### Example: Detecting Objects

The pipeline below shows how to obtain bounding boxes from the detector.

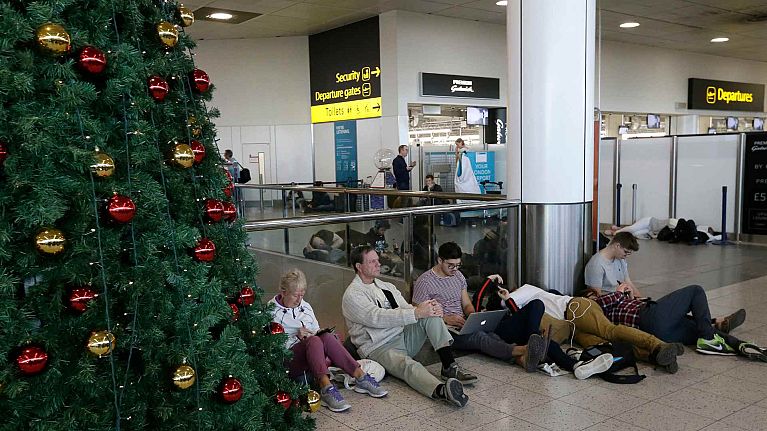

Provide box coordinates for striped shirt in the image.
[413,269,466,316]
[594,291,644,328]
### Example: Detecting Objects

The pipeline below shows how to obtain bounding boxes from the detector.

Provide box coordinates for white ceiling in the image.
[183,0,767,62]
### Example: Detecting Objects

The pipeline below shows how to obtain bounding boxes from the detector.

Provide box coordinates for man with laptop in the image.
[413,242,547,371]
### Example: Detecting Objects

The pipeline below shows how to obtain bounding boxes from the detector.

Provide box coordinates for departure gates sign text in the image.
[309,17,381,123]
[688,78,765,111]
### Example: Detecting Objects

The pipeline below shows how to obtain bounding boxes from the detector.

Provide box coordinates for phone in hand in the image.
[315,326,336,337]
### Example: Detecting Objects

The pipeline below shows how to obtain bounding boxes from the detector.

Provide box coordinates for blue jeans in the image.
[639,285,715,345]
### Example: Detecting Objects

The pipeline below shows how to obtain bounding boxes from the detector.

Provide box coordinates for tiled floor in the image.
[309,240,767,430]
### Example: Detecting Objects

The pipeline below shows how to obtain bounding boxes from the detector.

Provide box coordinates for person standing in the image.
[453,138,480,202]
[223,149,243,213]
[392,145,416,190]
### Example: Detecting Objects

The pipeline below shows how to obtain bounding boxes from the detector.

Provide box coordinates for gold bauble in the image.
[172,364,196,389]
[157,21,179,48]
[35,228,66,255]
[305,390,321,413]
[188,115,203,138]
[36,23,71,56]
[87,330,116,357]
[91,151,115,178]
[172,143,194,168]
[178,6,195,27]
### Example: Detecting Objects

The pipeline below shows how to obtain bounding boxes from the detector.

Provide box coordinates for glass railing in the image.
[244,199,520,336]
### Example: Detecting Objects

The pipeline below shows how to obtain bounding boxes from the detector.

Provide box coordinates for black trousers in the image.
[639,285,715,345]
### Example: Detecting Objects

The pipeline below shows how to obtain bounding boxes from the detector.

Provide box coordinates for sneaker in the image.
[442,377,468,408]
[574,353,614,380]
[696,334,737,356]
[717,309,746,334]
[739,342,767,362]
[522,333,547,373]
[441,363,478,385]
[654,343,679,374]
[320,385,351,412]
[353,374,388,398]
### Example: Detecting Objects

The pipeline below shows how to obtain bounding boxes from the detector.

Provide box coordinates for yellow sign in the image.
[311,97,381,123]
[706,86,754,104]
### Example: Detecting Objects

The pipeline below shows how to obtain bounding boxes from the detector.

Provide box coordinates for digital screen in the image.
[727,117,739,130]
[754,118,764,130]
[617,125,629,135]
[647,114,661,129]
[467,107,488,125]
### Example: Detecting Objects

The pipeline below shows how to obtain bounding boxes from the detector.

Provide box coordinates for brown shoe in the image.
[717,309,746,334]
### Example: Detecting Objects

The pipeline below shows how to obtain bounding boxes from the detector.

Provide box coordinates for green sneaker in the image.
[696,334,736,356]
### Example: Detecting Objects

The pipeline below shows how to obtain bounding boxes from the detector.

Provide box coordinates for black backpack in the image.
[657,226,673,241]
[238,168,251,184]
[579,342,646,384]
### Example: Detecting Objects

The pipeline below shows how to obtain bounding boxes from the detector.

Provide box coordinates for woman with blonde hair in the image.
[269,269,387,412]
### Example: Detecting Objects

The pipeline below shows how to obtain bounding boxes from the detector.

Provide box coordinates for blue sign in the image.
[334,121,358,185]
[466,151,496,190]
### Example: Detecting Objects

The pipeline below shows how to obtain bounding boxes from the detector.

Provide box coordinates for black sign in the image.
[421,73,500,99]
[309,17,381,123]
[688,78,765,111]
[487,108,507,144]
[743,132,767,235]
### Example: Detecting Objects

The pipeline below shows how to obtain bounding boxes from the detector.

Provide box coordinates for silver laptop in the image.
[448,310,507,336]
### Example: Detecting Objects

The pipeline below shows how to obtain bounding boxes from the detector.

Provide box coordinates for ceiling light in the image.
[619,22,640,28]
[207,12,233,20]
[496,1,508,5]
[710,37,729,43]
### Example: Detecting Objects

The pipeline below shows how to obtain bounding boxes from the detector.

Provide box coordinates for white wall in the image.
[599,40,767,115]
[194,37,313,189]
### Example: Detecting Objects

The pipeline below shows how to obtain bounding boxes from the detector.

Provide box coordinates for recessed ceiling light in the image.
[207,12,233,20]
[496,0,508,5]
[710,37,729,43]
[619,22,640,28]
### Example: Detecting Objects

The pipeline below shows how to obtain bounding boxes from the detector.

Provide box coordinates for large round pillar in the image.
[507,0,596,294]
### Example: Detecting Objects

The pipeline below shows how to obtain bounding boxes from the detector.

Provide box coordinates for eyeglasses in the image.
[446,263,462,270]
[620,246,633,256]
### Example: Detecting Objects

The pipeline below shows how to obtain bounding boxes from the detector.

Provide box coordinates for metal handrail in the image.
[236,183,506,201]
[243,200,520,231]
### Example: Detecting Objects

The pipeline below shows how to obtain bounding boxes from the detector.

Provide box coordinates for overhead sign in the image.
[334,121,358,185]
[688,78,765,111]
[309,17,381,124]
[743,132,767,235]
[487,108,507,144]
[421,73,500,99]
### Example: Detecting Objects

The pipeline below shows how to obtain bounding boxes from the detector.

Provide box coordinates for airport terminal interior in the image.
[5,0,767,430]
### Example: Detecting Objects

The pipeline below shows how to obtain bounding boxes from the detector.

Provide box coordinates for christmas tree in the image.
[0,1,314,429]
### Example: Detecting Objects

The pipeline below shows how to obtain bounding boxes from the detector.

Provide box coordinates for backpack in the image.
[657,226,673,241]
[579,342,646,384]
[238,168,251,184]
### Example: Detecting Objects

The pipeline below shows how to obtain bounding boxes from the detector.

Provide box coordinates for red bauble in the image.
[16,346,48,375]
[77,46,107,75]
[69,287,98,312]
[220,377,243,403]
[222,201,237,222]
[107,194,136,223]
[204,199,224,222]
[193,237,216,262]
[275,391,292,410]
[238,286,255,307]
[267,322,285,335]
[229,303,240,322]
[190,140,205,164]
[191,69,210,93]
[0,141,7,165]
[148,75,169,102]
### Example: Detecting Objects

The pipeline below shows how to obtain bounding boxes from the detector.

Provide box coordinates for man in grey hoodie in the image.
[342,245,477,408]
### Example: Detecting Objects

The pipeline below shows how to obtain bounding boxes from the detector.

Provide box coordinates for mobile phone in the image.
[315,326,336,337]
[585,347,603,357]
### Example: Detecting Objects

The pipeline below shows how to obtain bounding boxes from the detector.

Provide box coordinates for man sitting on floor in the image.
[342,245,477,408]
[414,242,613,379]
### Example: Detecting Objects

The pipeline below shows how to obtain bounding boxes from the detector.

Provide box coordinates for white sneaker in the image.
[574,353,613,379]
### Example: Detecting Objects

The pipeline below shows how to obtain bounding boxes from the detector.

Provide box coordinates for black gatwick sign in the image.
[421,73,500,99]
[743,132,767,235]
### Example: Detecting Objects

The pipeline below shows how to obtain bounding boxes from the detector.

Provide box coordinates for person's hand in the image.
[409,161,417,167]
[414,300,443,319]
[297,327,314,340]
[583,287,601,299]
[443,314,466,328]
[488,274,504,284]
[617,283,633,298]
[497,287,511,301]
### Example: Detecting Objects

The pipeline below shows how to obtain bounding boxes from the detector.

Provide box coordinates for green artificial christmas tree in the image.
[0,1,315,429]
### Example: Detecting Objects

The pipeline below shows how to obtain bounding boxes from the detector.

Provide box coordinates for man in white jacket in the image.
[342,245,477,408]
